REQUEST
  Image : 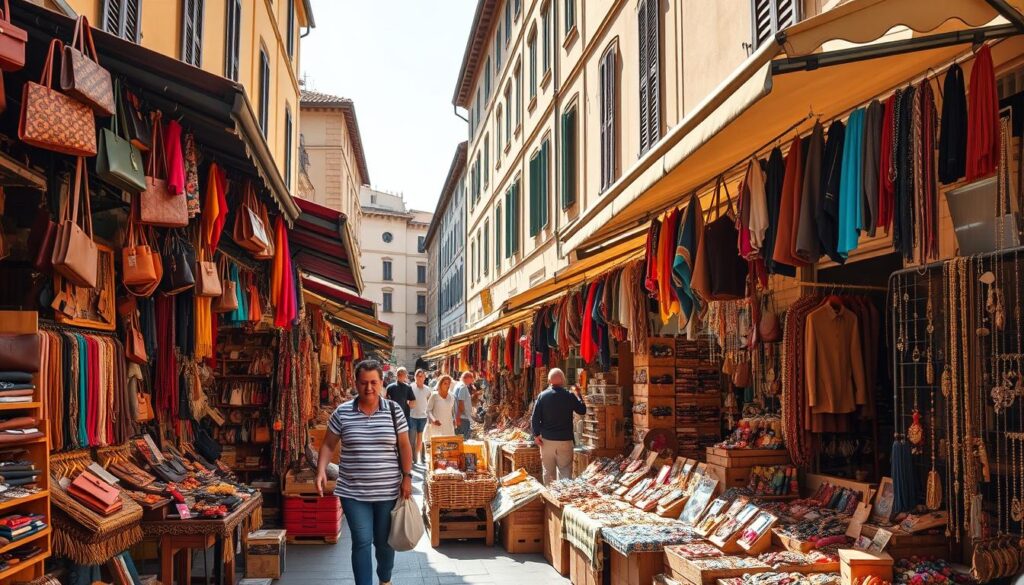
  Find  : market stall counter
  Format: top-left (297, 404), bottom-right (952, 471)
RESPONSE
top-left (143, 492), bottom-right (263, 585)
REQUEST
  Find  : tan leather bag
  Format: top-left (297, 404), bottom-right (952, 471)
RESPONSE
top-left (136, 391), bottom-right (154, 422)
top-left (140, 111), bottom-right (187, 227)
top-left (51, 157), bottom-right (98, 288)
top-left (213, 259), bottom-right (238, 313)
top-left (122, 198), bottom-right (158, 286)
top-left (125, 310), bottom-right (147, 364)
top-left (195, 248), bottom-right (222, 298)
top-left (233, 182), bottom-right (270, 253)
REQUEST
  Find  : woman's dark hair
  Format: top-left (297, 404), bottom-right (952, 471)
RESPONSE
top-left (354, 359), bottom-right (384, 381)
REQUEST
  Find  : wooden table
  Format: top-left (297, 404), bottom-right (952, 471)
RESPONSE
top-left (143, 493), bottom-right (262, 585)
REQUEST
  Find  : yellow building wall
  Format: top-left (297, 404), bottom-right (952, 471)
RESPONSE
top-left (61, 0), bottom-right (307, 195)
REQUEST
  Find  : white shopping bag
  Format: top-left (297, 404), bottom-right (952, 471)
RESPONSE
top-left (388, 497), bottom-right (424, 551)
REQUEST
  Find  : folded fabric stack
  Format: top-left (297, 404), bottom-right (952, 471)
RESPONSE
top-left (0, 460), bottom-right (39, 488)
top-left (0, 417), bottom-right (43, 443)
top-left (0, 372), bottom-right (34, 404)
top-left (0, 545), bottom-right (43, 572)
top-left (0, 514), bottom-right (47, 545)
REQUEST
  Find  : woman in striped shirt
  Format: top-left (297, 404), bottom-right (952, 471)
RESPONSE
top-left (317, 360), bottom-right (414, 585)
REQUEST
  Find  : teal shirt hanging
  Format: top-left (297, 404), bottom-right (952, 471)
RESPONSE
top-left (838, 108), bottom-right (865, 257)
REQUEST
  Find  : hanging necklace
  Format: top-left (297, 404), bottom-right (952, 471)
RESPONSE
top-left (926, 273), bottom-right (935, 385)
top-left (908, 274), bottom-right (925, 452)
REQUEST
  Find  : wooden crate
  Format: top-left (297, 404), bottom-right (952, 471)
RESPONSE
top-left (704, 464), bottom-right (751, 494)
top-left (705, 448), bottom-right (790, 468)
top-left (633, 365), bottom-right (675, 384)
top-left (543, 499), bottom-right (570, 576)
top-left (771, 528), bottom-right (815, 553)
top-left (582, 405), bottom-right (625, 450)
top-left (839, 550), bottom-right (893, 585)
top-left (501, 444), bottom-right (542, 481)
top-left (633, 383), bottom-right (676, 397)
top-left (569, 543), bottom-right (602, 585)
top-left (860, 525), bottom-right (951, 560)
top-left (664, 549), bottom-right (770, 585)
top-left (500, 522), bottom-right (543, 554)
top-left (423, 503), bottom-right (494, 547)
top-left (610, 548), bottom-right (664, 585)
top-left (634, 412), bottom-right (675, 430)
top-left (505, 498), bottom-right (545, 527)
top-left (284, 468), bottom-right (334, 496)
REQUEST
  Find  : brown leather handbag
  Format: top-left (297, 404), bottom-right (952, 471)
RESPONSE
top-left (19, 39), bottom-right (96, 157)
top-left (233, 182), bottom-right (270, 254)
top-left (253, 202), bottom-right (276, 260)
top-left (213, 259), bottom-right (238, 313)
top-left (0, 334), bottom-right (40, 372)
top-left (27, 204), bottom-right (56, 272)
top-left (136, 391), bottom-right (155, 422)
top-left (125, 227), bottom-right (162, 298)
top-left (758, 292), bottom-right (781, 343)
top-left (51, 158), bottom-right (98, 288)
top-left (125, 311), bottom-right (147, 364)
top-left (0, 0), bottom-right (27, 72)
top-left (122, 198), bottom-right (158, 286)
top-left (60, 16), bottom-right (114, 116)
top-left (140, 111), bottom-right (187, 227)
top-left (195, 247), bottom-right (222, 298)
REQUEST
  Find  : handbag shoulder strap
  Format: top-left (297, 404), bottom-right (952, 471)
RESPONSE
top-left (71, 158), bottom-right (93, 238)
top-left (148, 111), bottom-right (165, 178)
top-left (39, 40), bottom-right (63, 89)
top-left (75, 16), bottom-right (101, 64)
top-left (0, 0), bottom-right (10, 24)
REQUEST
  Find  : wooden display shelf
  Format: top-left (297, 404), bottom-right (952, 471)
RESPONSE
top-left (0, 492), bottom-right (49, 515)
top-left (609, 548), bottom-right (664, 585)
top-left (569, 543), bottom-right (602, 585)
top-left (542, 497), bottom-right (569, 576)
top-left (705, 447), bottom-right (790, 468)
top-left (0, 549), bottom-right (49, 583)
top-left (664, 548), bottom-right (771, 585)
top-left (423, 503), bottom-right (494, 548)
top-left (0, 527), bottom-right (50, 556)
top-left (0, 402), bottom-right (42, 412)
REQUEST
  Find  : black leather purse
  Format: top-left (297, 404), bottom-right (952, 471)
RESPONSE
top-left (119, 87), bottom-right (151, 152)
top-left (161, 231), bottom-right (195, 295)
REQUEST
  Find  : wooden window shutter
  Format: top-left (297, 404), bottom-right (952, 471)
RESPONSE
top-left (600, 48), bottom-right (616, 190)
top-left (540, 140), bottom-right (549, 229)
top-left (513, 181), bottom-right (521, 253)
top-left (225, 0), bottom-right (241, 80)
top-left (638, 0), bottom-right (649, 154)
top-left (181, 0), bottom-right (204, 66)
top-left (104, 0), bottom-right (142, 42)
top-left (528, 152), bottom-right (539, 237)
top-left (495, 205), bottom-right (502, 267)
top-left (646, 0), bottom-right (660, 149)
top-left (599, 58), bottom-right (608, 190)
top-left (751, 0), bottom-right (800, 50)
top-left (561, 107), bottom-right (577, 210)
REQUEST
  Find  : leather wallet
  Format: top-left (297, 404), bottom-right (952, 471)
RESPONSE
top-left (68, 470), bottom-right (122, 515)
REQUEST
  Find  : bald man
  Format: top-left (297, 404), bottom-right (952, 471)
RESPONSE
top-left (531, 368), bottom-right (587, 485)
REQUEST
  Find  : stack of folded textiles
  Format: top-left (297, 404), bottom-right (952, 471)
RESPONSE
top-left (0, 514), bottom-right (46, 545)
top-left (0, 418), bottom-right (43, 443)
top-left (0, 545), bottom-right (43, 571)
top-left (0, 461), bottom-right (38, 489)
top-left (0, 372), bottom-right (34, 404)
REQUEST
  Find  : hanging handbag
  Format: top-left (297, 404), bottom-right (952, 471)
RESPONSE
top-left (51, 158), bottom-right (98, 288)
top-left (213, 259), bottom-right (239, 313)
top-left (97, 81), bottom-right (146, 192)
top-left (253, 202), bottom-right (276, 261)
top-left (125, 228), bottom-right (163, 298)
top-left (121, 198), bottom-right (158, 286)
top-left (140, 111), bottom-right (187, 227)
top-left (125, 311), bottom-right (147, 364)
top-left (27, 203), bottom-right (56, 272)
top-left (0, 0), bottom-right (26, 72)
top-left (703, 176), bottom-right (748, 301)
top-left (120, 88), bottom-right (151, 152)
top-left (59, 16), bottom-right (114, 116)
top-left (161, 231), bottom-right (195, 294)
top-left (19, 39), bottom-right (96, 156)
top-left (136, 390), bottom-right (154, 422)
top-left (731, 352), bottom-right (752, 388)
top-left (253, 423), bottom-right (270, 444)
top-left (758, 292), bottom-right (781, 343)
top-left (195, 247), bottom-right (222, 298)
top-left (232, 182), bottom-right (270, 254)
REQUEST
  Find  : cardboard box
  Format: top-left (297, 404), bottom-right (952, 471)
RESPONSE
top-left (839, 549), bottom-right (893, 585)
top-left (246, 530), bottom-right (286, 579)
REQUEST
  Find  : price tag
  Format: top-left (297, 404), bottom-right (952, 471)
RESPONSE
top-left (176, 504), bottom-right (192, 519)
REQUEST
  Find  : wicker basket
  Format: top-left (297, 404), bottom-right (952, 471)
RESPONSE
top-left (426, 471), bottom-right (498, 509)
top-left (501, 443), bottom-right (542, 477)
top-left (50, 449), bottom-right (144, 565)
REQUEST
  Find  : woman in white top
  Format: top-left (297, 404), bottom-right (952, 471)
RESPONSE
top-left (409, 369), bottom-right (433, 465)
top-left (425, 375), bottom-right (456, 442)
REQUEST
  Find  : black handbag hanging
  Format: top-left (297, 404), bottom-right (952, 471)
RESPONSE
top-left (704, 176), bottom-right (748, 300)
top-left (161, 230), bottom-right (195, 294)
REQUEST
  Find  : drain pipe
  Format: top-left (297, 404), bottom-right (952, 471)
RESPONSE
top-left (552, 0), bottom-right (563, 262)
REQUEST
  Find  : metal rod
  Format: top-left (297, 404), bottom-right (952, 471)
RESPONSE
top-left (772, 24), bottom-right (1018, 75)
top-left (796, 281), bottom-right (888, 292)
top-left (985, 0), bottom-right (1024, 33)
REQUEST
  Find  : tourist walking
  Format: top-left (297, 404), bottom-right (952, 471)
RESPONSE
top-left (316, 360), bottom-right (414, 585)
top-left (426, 375), bottom-right (457, 441)
top-left (531, 368), bottom-right (587, 485)
top-left (453, 371), bottom-right (476, 440)
top-left (409, 369), bottom-right (432, 465)
top-left (386, 367), bottom-right (417, 427)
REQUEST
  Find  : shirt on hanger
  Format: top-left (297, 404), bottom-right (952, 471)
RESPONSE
top-left (804, 302), bottom-right (868, 415)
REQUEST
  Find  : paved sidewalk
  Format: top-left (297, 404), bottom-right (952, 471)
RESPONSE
top-left (274, 467), bottom-right (571, 585)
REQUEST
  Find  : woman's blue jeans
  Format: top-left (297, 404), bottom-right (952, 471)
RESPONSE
top-left (340, 497), bottom-right (397, 585)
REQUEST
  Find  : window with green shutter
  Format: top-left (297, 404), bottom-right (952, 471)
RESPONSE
top-left (505, 180), bottom-right (521, 256)
top-left (529, 150), bottom-right (540, 236)
top-left (638, 0), bottom-right (660, 154)
top-left (495, 204), bottom-right (502, 269)
top-left (561, 106), bottom-right (577, 209)
top-left (540, 140), bottom-right (549, 230)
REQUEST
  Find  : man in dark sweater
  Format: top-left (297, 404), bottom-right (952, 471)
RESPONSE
top-left (531, 368), bottom-right (587, 485)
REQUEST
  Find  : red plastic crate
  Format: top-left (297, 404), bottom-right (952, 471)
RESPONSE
top-left (284, 496), bottom-right (342, 537)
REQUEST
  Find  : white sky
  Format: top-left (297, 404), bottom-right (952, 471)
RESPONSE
top-left (300, 1), bottom-right (477, 214)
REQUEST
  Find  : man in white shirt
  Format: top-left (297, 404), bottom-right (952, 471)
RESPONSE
top-left (409, 369), bottom-right (432, 465)
top-left (453, 371), bottom-right (475, 440)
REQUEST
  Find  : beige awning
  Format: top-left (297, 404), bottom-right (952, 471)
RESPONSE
top-left (561, 0), bottom-right (1023, 253)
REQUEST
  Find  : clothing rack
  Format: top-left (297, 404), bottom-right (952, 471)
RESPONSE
top-left (39, 320), bottom-right (118, 335)
top-left (795, 281), bottom-right (888, 292)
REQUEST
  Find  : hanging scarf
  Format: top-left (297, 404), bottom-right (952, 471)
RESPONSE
top-left (671, 194), bottom-right (703, 326)
top-left (183, 131), bottom-right (200, 217)
top-left (657, 208), bottom-right (681, 323)
top-left (580, 281), bottom-right (599, 364)
top-left (861, 100), bottom-right (884, 237)
top-left (201, 163), bottom-right (228, 251)
top-left (796, 121), bottom-right (825, 263)
top-left (762, 148), bottom-right (793, 276)
top-left (773, 137), bottom-right (807, 268)
top-left (164, 119), bottom-right (187, 196)
top-left (818, 120), bottom-right (846, 264)
top-left (965, 44), bottom-right (999, 181)
top-left (917, 81), bottom-right (939, 262)
top-left (837, 107), bottom-right (865, 258)
top-left (877, 92), bottom-right (898, 232)
top-left (272, 216), bottom-right (297, 329)
top-left (938, 62), bottom-right (968, 184)
top-left (894, 86), bottom-right (916, 261)
top-left (644, 219), bottom-right (662, 297)
top-left (155, 295), bottom-right (178, 420)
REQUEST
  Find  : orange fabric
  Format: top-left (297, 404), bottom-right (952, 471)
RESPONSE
top-left (658, 208), bottom-right (681, 324)
top-left (772, 138), bottom-right (808, 268)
